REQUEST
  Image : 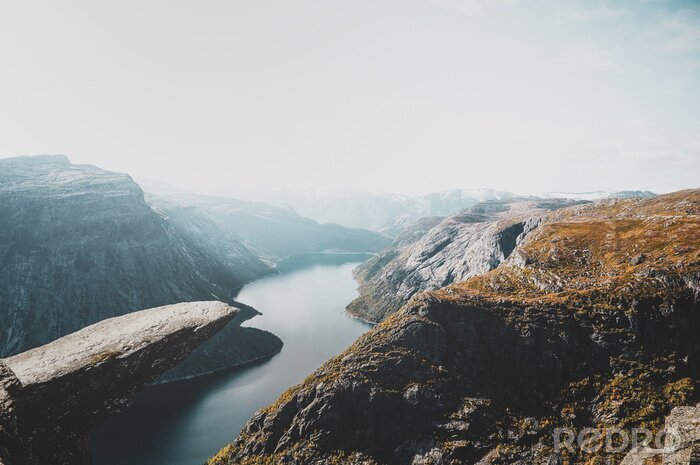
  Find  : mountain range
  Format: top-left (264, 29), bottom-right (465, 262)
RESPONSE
top-left (0, 155), bottom-right (388, 381)
top-left (139, 181), bottom-right (391, 261)
top-left (347, 198), bottom-right (584, 323)
top-left (212, 189), bottom-right (700, 465)
top-left (220, 188), bottom-right (658, 236)
top-left (1, 153), bottom-right (695, 465)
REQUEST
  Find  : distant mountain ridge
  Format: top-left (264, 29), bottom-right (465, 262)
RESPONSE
top-left (0, 154), bottom-right (391, 380)
top-left (216, 188), bottom-right (516, 235)
top-left (540, 190), bottom-right (657, 201)
top-left (138, 181), bottom-right (392, 260)
top-left (222, 188), bottom-right (656, 235)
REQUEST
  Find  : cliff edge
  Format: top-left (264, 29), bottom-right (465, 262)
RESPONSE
top-left (0, 301), bottom-right (236, 465)
top-left (212, 190), bottom-right (700, 465)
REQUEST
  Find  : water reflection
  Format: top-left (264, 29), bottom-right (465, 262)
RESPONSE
top-left (92, 259), bottom-right (371, 465)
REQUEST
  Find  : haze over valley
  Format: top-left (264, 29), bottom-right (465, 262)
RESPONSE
top-left (1, 1), bottom-right (699, 465)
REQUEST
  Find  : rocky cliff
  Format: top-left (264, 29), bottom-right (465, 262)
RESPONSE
top-left (0, 155), bottom-right (281, 379)
top-left (0, 301), bottom-right (236, 465)
top-left (212, 190), bottom-right (700, 465)
top-left (348, 199), bottom-right (582, 323)
top-left (156, 301), bottom-right (282, 383)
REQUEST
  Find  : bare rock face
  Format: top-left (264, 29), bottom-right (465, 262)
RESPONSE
top-left (664, 405), bottom-right (700, 465)
top-left (0, 362), bottom-right (21, 465)
top-left (0, 155), bottom-right (269, 355)
top-left (620, 404), bottom-right (700, 465)
top-left (0, 301), bottom-right (236, 465)
top-left (0, 154), bottom-right (282, 381)
top-left (348, 198), bottom-right (583, 323)
top-left (214, 190), bottom-right (700, 465)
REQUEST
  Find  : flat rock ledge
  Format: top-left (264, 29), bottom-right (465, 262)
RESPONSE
top-left (0, 301), bottom-right (237, 465)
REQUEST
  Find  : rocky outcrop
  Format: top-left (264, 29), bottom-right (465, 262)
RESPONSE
top-left (348, 198), bottom-right (582, 322)
top-left (0, 301), bottom-right (236, 465)
top-left (0, 362), bottom-right (21, 465)
top-left (0, 155), bottom-right (281, 380)
top-left (156, 301), bottom-right (283, 383)
top-left (620, 403), bottom-right (699, 465)
top-left (212, 190), bottom-right (700, 465)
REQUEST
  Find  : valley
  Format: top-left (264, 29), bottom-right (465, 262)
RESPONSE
top-left (92, 259), bottom-right (371, 465)
top-left (0, 155), bottom-right (388, 382)
top-left (0, 155), bottom-right (697, 465)
top-left (3, 2), bottom-right (698, 463)
top-left (211, 191), bottom-right (700, 465)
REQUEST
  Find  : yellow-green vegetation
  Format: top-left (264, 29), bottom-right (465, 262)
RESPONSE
top-left (546, 356), bottom-right (697, 465)
top-left (88, 350), bottom-right (119, 365)
top-left (212, 191), bottom-right (700, 465)
top-left (443, 190), bottom-right (700, 310)
top-left (207, 442), bottom-right (380, 465)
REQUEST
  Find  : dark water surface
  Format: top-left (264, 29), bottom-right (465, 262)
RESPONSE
top-left (92, 258), bottom-right (371, 465)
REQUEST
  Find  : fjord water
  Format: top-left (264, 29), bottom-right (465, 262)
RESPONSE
top-left (92, 257), bottom-right (372, 465)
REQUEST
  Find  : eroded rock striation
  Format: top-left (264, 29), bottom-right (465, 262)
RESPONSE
top-left (212, 190), bottom-right (700, 465)
top-left (0, 301), bottom-right (236, 465)
top-left (348, 198), bottom-right (582, 323)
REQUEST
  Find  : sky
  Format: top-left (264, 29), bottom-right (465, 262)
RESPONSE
top-left (1, 0), bottom-right (698, 195)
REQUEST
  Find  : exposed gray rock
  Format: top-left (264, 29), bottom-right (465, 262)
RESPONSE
top-left (0, 362), bottom-right (21, 465)
top-left (348, 198), bottom-right (583, 322)
top-left (0, 301), bottom-right (236, 465)
top-left (217, 191), bottom-right (700, 465)
top-left (620, 403), bottom-right (700, 465)
top-left (0, 155), bottom-right (281, 380)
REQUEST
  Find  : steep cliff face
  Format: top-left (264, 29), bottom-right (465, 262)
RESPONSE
top-left (0, 301), bottom-right (237, 465)
top-left (0, 155), bottom-right (280, 379)
top-left (348, 199), bottom-right (582, 323)
top-left (213, 190), bottom-right (700, 465)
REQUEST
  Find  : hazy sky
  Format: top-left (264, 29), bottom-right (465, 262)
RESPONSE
top-left (1, 0), bottom-right (698, 195)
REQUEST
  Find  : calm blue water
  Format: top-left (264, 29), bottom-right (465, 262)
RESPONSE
top-left (92, 260), bottom-right (371, 465)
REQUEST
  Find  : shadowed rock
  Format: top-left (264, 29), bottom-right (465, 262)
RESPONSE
top-left (0, 301), bottom-right (237, 465)
top-left (212, 190), bottom-right (700, 465)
